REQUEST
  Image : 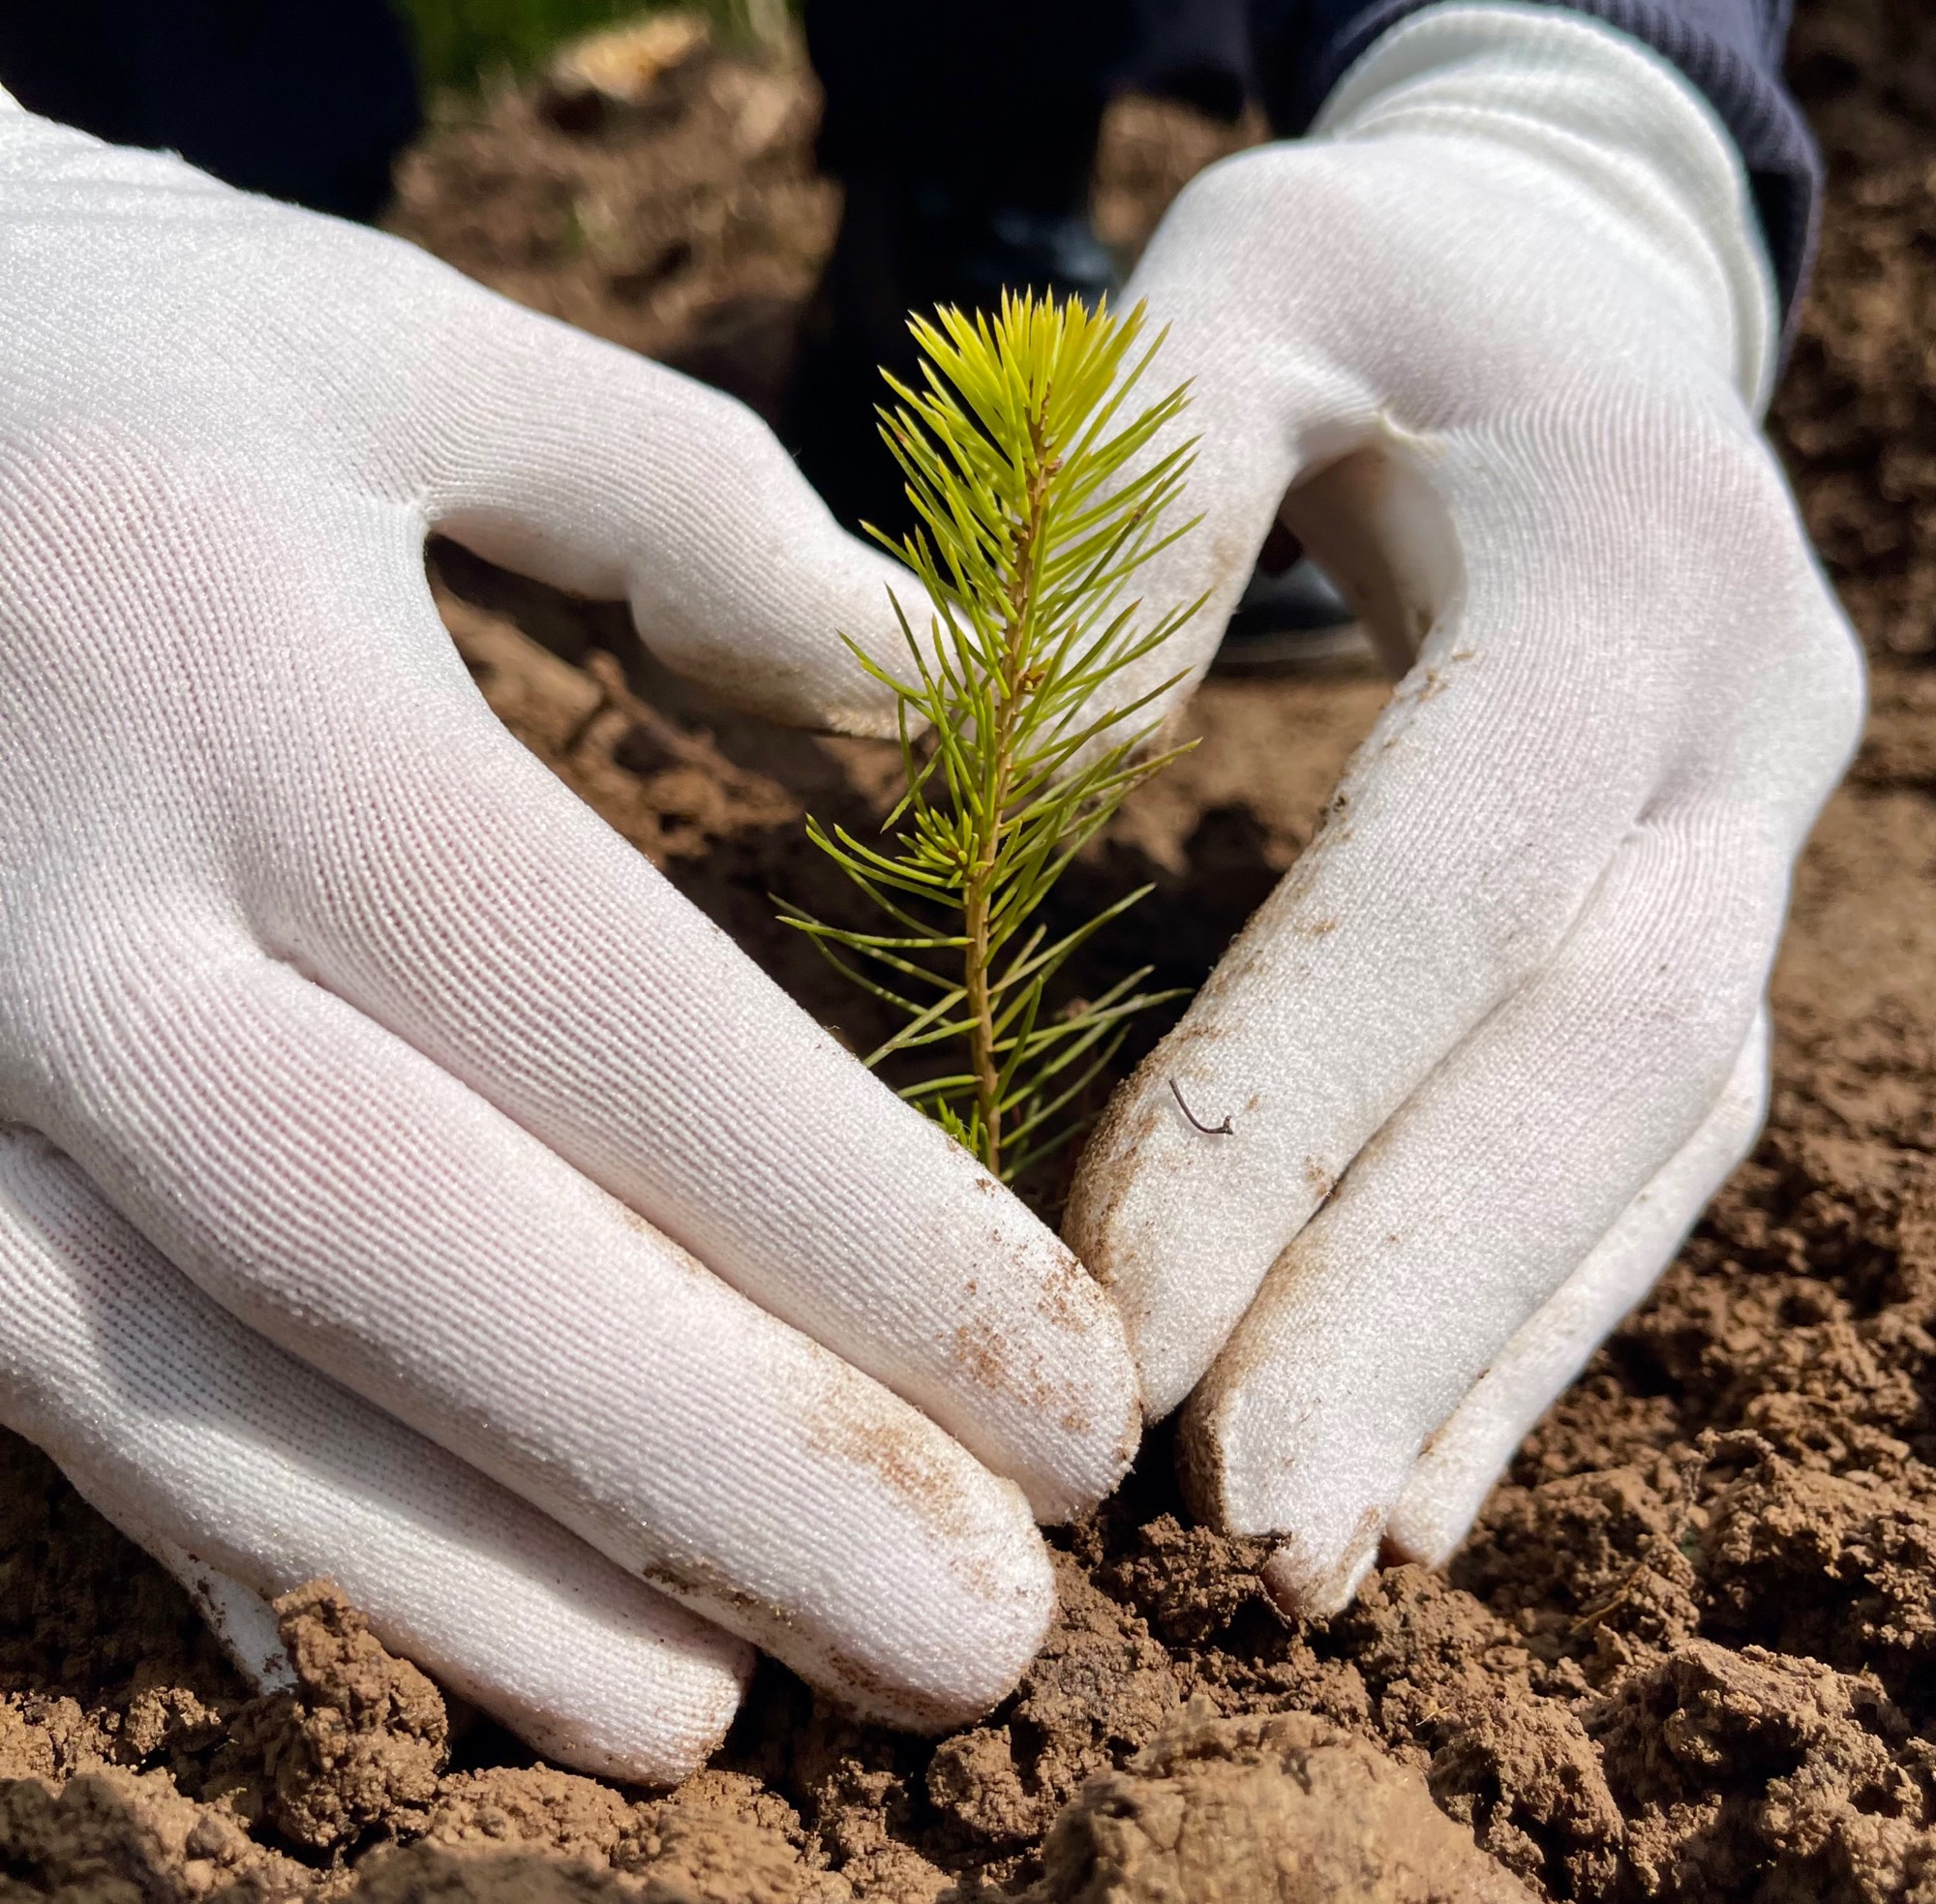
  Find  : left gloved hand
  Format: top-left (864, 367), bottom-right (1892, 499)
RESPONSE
top-left (0, 90), bottom-right (1138, 1782)
top-left (1066, 3), bottom-right (1863, 1612)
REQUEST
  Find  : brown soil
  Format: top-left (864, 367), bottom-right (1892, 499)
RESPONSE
top-left (3, 6), bottom-right (1933, 1901)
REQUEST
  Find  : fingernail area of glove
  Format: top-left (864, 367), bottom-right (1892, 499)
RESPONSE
top-left (194, 1575), bottom-right (299, 1695)
top-left (1259, 1527), bottom-right (1381, 1623)
top-left (1178, 1405), bottom-right (1383, 1622)
top-left (636, 1466), bottom-right (1058, 1737)
top-left (642, 1551), bottom-right (1053, 1736)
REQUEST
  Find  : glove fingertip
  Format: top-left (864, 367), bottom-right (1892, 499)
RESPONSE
top-left (1385, 1426), bottom-right (1503, 1572)
top-left (511, 1629), bottom-right (754, 1787)
top-left (170, 1555), bottom-right (299, 1695)
top-left (1260, 1527), bottom-right (1380, 1624)
top-left (1381, 1494), bottom-right (1467, 1574)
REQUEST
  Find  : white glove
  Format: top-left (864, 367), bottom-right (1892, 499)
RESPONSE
top-left (1067, 5), bottom-right (1862, 1614)
top-left (0, 93), bottom-right (1140, 1780)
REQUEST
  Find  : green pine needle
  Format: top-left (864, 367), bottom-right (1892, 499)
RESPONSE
top-left (778, 290), bottom-right (1204, 1186)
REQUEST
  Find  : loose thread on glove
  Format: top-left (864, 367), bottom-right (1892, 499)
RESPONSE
top-left (1169, 1080), bottom-right (1233, 1136)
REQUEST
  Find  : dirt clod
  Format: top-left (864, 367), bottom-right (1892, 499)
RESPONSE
top-left (231, 1583), bottom-right (447, 1853)
top-left (1032, 1709), bottom-right (1537, 1903)
top-left (1591, 1642), bottom-right (1936, 1901)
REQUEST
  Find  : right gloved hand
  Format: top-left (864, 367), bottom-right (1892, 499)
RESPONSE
top-left (0, 97), bottom-right (1139, 1781)
top-left (1063, 6), bottom-right (1860, 1617)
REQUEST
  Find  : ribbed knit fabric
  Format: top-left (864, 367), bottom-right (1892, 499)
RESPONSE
top-left (1257, 0), bottom-right (1817, 321)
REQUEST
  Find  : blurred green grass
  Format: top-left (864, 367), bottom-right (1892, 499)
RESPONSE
top-left (401, 0), bottom-right (660, 94)
top-left (399, 0), bottom-right (783, 95)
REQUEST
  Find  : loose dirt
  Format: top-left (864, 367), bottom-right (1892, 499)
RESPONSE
top-left (2, 3), bottom-right (1932, 1899)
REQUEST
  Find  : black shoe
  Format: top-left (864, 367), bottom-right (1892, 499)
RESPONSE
top-left (784, 190), bottom-right (1368, 675)
top-left (1212, 525), bottom-right (1369, 672)
top-left (784, 172), bottom-right (1118, 538)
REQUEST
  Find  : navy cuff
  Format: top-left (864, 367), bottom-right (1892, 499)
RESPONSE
top-left (1251, 0), bottom-right (1819, 321)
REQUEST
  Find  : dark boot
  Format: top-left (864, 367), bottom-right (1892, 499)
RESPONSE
top-left (783, 171), bottom-right (1118, 538)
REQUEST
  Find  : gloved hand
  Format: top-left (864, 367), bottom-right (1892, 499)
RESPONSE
top-left (1067, 4), bottom-right (1862, 1614)
top-left (0, 95), bottom-right (1140, 1780)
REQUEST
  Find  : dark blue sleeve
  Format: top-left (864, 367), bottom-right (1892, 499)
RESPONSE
top-left (1250, 0), bottom-right (1819, 317)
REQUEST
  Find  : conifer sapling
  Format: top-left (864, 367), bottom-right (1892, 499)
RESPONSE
top-left (779, 292), bottom-right (1203, 1188)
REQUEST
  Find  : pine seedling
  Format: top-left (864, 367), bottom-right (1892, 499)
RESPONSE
top-left (778, 291), bottom-right (1204, 1187)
